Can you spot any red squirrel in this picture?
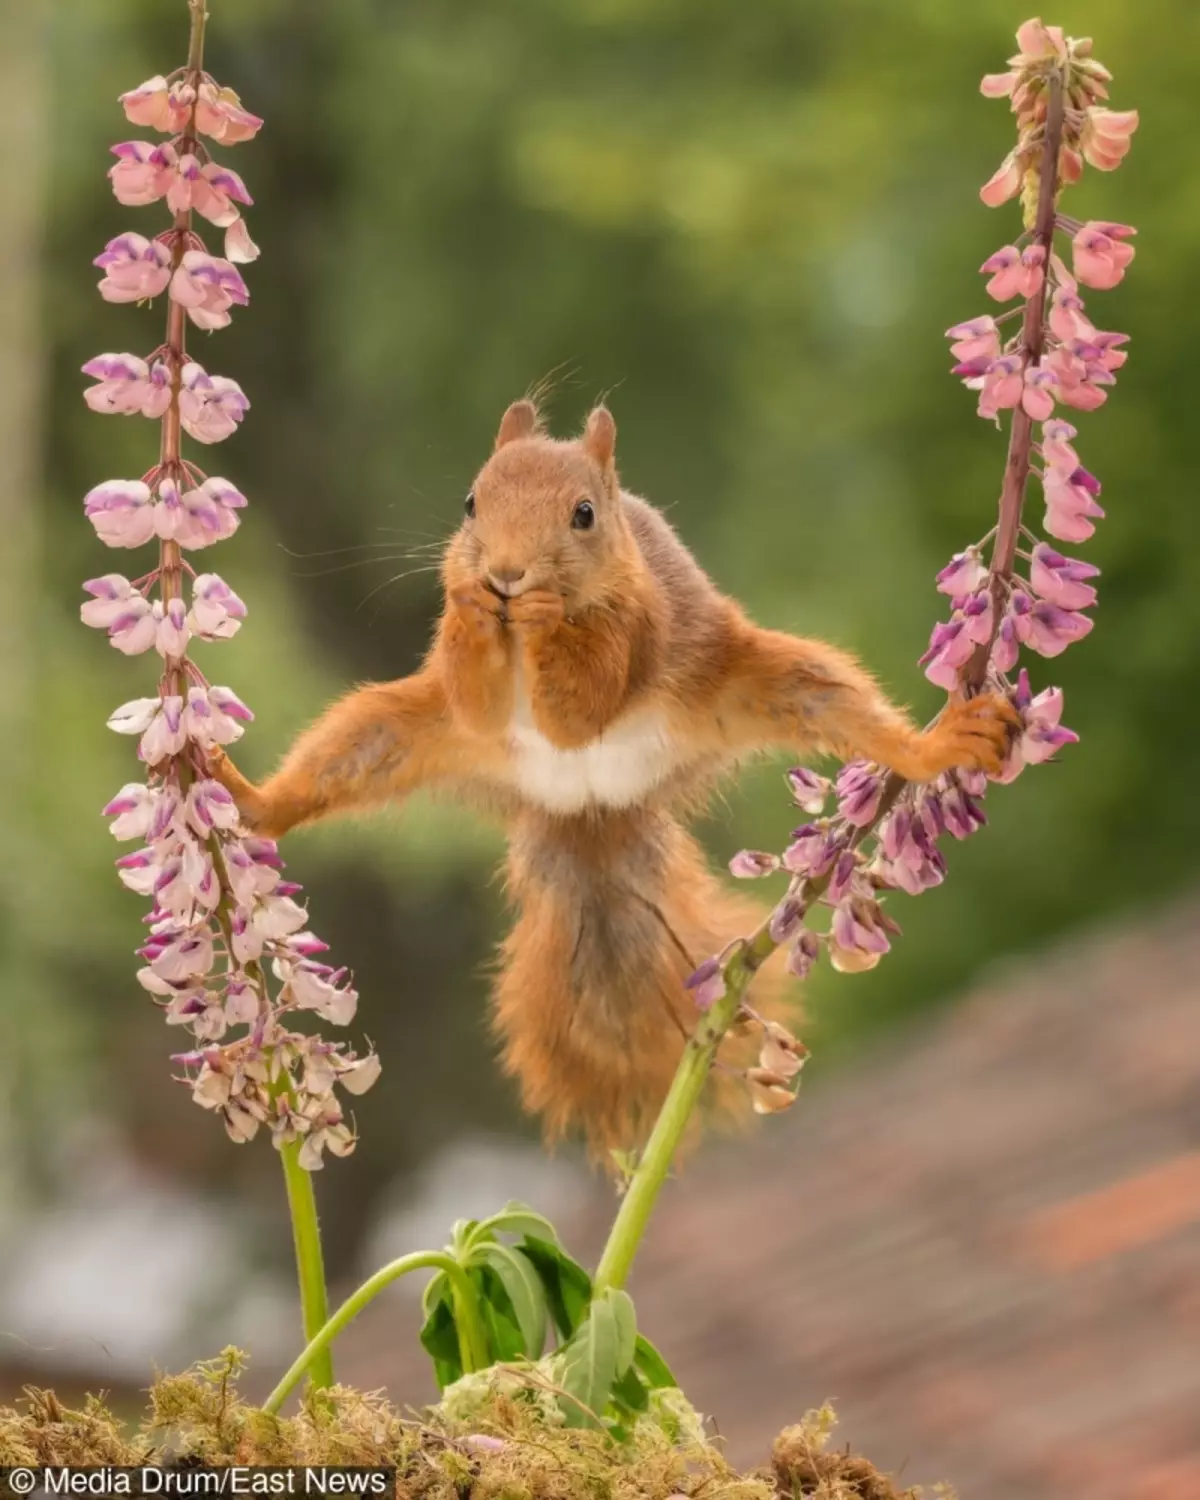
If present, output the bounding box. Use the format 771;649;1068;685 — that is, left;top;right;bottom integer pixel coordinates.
209;400;1015;1157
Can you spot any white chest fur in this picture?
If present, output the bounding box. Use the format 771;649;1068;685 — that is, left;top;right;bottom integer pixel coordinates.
507;689;680;813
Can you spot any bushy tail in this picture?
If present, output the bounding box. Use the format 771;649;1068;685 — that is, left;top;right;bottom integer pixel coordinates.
493;807;792;1162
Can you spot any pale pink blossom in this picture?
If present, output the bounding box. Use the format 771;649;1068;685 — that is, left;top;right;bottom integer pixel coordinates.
979;72;1016;99
946;315;1000;364
1048;282;1096;344
179;363;249;443
222;216;261;265
184;779;240;836
1022;362;1058;420
169;252;249;331
189;573;247;639
193;81;264;145
84;479;156;548
785;767;830;814
980;154;1023;208
119;75;193;134
920;617;975;690
109;140;176;206
103;782;169;841
977;354;1024;419
980;243;1044;302
165;153;253;227
828;898;892;973
1071;221;1136;289
82;353;172;418
182;684;253;748
1029;544;1100;610
1042;463;1105;543
1081;107;1139;171
94;233;172;303
935;548;989;596
1012;18;1068;62
1009;590;1094;657
994;670;1078;783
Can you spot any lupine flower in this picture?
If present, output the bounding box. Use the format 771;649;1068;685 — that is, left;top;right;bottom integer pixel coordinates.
1022;362;1058;419
836;762;884;826
979;153;1024;208
169;252;249;330
729;850;781;879
179;363;249;443
109;141;176;206
1071;221;1136;289
786;929;820;980
1080;107;1139;171
684;957;726;1011
935;547;989;596
977;355;1024;418
189;573;247;638
119;75;193;134
1042;462;1105;542
1011;593;1093;657
767;897;805;944
94;232;172;303
194;80;264;145
920;616;975;690
1029;543;1099;609
82;353;172;418
828;898;892;973
946;316;1000;365
980;244;1044;301
84;479;156;548
785;766;830;814
746;1067;798;1115
166;155;253;227
994;670;1078;782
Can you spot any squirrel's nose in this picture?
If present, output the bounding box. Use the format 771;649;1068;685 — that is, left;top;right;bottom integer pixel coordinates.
488;566;527;596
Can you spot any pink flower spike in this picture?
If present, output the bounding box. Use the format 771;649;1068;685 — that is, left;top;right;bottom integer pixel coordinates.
1029;544;1100;610
94;233;172;303
980;154;1023;208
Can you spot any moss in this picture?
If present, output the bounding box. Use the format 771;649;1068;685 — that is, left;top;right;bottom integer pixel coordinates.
0;1359;943;1500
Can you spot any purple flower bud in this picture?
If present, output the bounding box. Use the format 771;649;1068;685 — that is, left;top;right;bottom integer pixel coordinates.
768;897;805;944
684;957;726;1012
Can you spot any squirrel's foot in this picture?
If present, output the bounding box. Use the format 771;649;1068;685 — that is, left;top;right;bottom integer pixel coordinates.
204;747;273;834
505;589;565;632
905;692;1019;780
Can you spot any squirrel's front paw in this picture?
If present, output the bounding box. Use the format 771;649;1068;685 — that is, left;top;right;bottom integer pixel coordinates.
505;589;565;632
921;693;1019;778
204;747;270;832
450;580;508;638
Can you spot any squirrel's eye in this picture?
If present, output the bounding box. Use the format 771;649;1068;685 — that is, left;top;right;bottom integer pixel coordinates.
572;500;595;531
464;491;476;520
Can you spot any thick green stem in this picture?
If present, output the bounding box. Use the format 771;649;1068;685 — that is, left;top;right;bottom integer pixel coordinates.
262;1251;488;1414
279;1139;334;1394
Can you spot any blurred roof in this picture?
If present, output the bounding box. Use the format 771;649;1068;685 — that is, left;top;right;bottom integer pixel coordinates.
331;893;1200;1500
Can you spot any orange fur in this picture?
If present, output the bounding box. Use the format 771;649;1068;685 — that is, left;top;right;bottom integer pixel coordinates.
210;401;1016;1161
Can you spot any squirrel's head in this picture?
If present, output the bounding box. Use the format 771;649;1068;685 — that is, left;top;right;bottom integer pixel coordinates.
445;400;637;607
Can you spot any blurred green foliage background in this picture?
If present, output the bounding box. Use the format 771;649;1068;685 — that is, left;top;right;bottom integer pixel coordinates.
4;0;1196;1275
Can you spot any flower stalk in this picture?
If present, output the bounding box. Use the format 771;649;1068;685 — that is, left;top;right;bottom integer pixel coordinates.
595;16;1135;1289
80;0;381;1394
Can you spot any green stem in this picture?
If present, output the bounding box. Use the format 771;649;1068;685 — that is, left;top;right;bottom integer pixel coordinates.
262;1251;488;1414
593;936;769;1293
279;1139;334;1394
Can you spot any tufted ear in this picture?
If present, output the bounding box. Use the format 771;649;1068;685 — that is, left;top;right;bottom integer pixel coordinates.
581;405;616;468
494;399;542;451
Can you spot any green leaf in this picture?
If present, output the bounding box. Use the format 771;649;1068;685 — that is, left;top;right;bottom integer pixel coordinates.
555;1287;637;1429
421;1269;449;1318
610;1364;650;1415
419;1294;463;1391
468;1201;561;1250
478;1269;529;1362
474;1243;548;1358
633;1333;677;1389
521;1236;593;1339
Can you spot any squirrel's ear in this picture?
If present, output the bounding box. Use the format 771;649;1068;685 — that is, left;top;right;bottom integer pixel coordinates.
494;399;542;451
582;405;616;469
